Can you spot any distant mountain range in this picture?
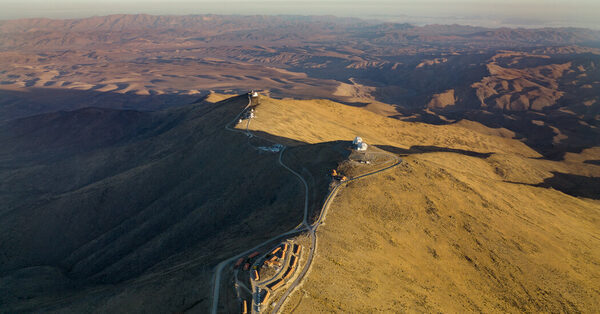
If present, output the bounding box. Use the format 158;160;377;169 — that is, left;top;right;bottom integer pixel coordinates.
1;14;599;160
1;14;599;313
1;14;599;51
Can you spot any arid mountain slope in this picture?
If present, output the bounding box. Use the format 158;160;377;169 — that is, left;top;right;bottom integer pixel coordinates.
0;13;598;313
1;91;598;312
1;15;598;164
2;15;599;51
286;157;599;313
240;95;600;312
0;95;308;312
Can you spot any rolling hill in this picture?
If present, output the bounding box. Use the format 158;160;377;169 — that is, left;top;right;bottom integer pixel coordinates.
238;95;600;313
0;95;311;312
0;13;599;313
1;91;598;312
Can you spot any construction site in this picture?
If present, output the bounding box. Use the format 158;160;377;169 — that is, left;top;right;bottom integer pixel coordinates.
214;94;402;314
229;239;305;314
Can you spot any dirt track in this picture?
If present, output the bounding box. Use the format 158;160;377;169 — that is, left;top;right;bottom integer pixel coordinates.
211;95;311;314
213;93;402;313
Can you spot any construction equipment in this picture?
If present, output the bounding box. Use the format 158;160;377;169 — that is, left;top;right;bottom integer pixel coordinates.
289;255;298;269
267;279;284;290
282;265;294;280
331;169;347;181
260;290;270;305
264;259;281;267
271;247;282;255
242;300;248;314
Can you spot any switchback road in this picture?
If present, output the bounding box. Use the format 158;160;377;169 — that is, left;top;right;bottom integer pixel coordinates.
211;95;310;314
270;153;401;314
214;94;401;314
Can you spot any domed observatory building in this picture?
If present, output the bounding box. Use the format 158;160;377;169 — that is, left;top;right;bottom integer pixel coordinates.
353;136;368;151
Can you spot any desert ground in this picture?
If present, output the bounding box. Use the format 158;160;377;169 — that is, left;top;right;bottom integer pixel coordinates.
243;96;599;313
0;14;599;313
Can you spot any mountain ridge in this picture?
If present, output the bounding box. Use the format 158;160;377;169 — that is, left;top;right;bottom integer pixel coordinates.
1;14;599;51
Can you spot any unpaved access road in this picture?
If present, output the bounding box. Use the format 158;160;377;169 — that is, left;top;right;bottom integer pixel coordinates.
213;94;402;314
211;95;311;314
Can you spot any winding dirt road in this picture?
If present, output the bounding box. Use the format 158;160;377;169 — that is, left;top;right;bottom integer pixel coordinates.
213;94;402;314
270;154;401;314
211;95;311;314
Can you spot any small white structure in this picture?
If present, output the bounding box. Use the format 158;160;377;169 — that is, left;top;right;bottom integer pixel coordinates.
353;136;368;151
251;90;259;98
258;144;284;153
242;109;255;119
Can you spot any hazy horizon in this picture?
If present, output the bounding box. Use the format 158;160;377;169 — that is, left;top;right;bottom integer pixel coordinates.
1;0;600;29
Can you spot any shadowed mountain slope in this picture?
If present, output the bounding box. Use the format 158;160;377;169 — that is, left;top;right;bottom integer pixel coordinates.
0;95;309;312
0;13;598;313
1;15;599;165
0;92;598;312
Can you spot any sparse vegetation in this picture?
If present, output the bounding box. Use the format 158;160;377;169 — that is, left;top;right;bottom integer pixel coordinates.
0;12;599;313
244;95;600;313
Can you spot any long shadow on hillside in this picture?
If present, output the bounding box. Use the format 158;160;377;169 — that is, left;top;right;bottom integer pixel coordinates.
387;52;600;161
247;130;306;147
534;172;600;200
391;108;454;125
389;101;600;161
0;86;259;123
0;94;361;312
2;94;352;311
0;91;401;311
279;141;352;224
0;94;303;281
377;144;492;159
0;87;208;123
506;172;600;200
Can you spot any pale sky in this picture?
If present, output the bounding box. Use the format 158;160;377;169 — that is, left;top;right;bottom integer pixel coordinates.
1;0;599;29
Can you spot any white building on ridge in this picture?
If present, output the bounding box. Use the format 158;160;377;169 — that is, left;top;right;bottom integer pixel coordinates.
353;136;368;151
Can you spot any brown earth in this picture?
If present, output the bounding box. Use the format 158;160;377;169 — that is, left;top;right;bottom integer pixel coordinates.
427;89;456;109
241;95;600;313
1;15;598;161
0;14;599;313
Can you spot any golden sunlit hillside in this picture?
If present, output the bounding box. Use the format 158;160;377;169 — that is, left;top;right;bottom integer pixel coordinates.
240;95;600;312
2;10;600;314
